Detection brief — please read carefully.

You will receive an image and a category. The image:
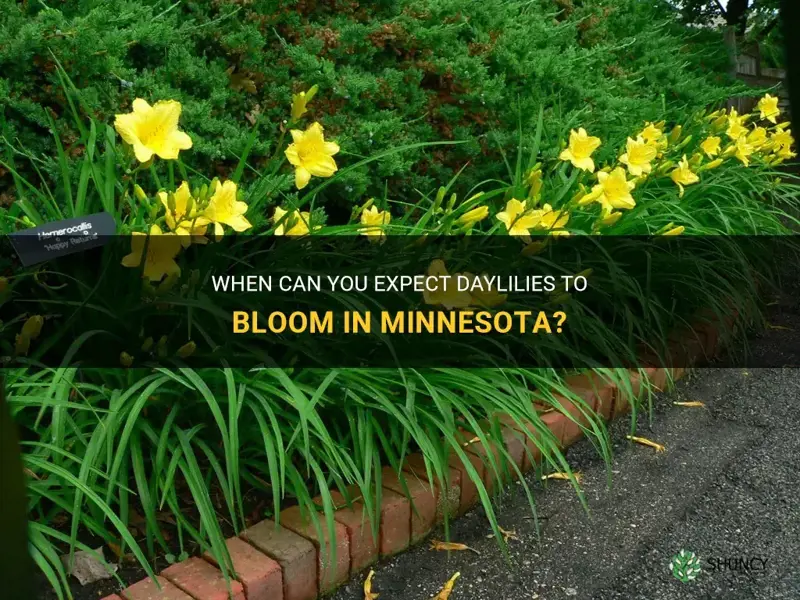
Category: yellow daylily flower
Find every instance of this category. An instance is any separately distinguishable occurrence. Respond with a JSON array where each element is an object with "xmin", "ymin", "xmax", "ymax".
[
  {"xmin": 121, "ymin": 225, "xmax": 182, "ymax": 281},
  {"xmin": 700, "ymin": 136, "xmax": 721, "ymax": 158},
  {"xmin": 456, "ymin": 205, "xmax": 490, "ymax": 226},
  {"xmin": 272, "ymin": 206, "xmax": 316, "ymax": 237},
  {"xmin": 619, "ymin": 136, "xmax": 658, "ymax": 176},
  {"xmin": 203, "ymin": 180, "xmax": 252, "ymax": 240},
  {"xmin": 291, "ymin": 85, "xmax": 319, "ymax": 121},
  {"xmin": 732, "ymin": 136, "xmax": 755, "ymax": 166},
  {"xmin": 770, "ymin": 128, "xmax": 794, "ymax": 153},
  {"xmin": 114, "ymin": 99, "xmax": 192, "ymax": 163},
  {"xmin": 537, "ymin": 203, "xmax": 570, "ymax": 234},
  {"xmin": 726, "ymin": 108, "xmax": 748, "ymax": 140},
  {"xmin": 496, "ymin": 199, "xmax": 542, "ymax": 236},
  {"xmin": 757, "ymin": 94, "xmax": 780, "ymax": 124},
  {"xmin": 422, "ymin": 260, "xmax": 472, "ymax": 309},
  {"xmin": 670, "ymin": 155, "xmax": 700, "ymax": 197},
  {"xmin": 583, "ymin": 167, "xmax": 636, "ymax": 211},
  {"xmin": 639, "ymin": 122, "xmax": 663, "ymax": 145},
  {"xmin": 747, "ymin": 127, "xmax": 768, "ymax": 150},
  {"xmin": 360, "ymin": 205, "xmax": 391, "ymax": 240},
  {"xmin": 284, "ymin": 122, "xmax": 340, "ymax": 189},
  {"xmin": 775, "ymin": 146, "xmax": 797, "ymax": 161},
  {"xmin": 559, "ymin": 128, "xmax": 601, "ymax": 172},
  {"xmin": 461, "ymin": 272, "xmax": 508, "ymax": 308},
  {"xmin": 159, "ymin": 182, "xmax": 210, "ymax": 247}
]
